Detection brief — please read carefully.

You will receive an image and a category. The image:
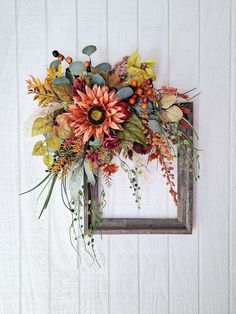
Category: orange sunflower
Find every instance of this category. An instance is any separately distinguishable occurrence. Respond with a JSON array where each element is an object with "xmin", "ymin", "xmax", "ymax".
[{"xmin": 67, "ymin": 85, "xmax": 126, "ymax": 143}]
